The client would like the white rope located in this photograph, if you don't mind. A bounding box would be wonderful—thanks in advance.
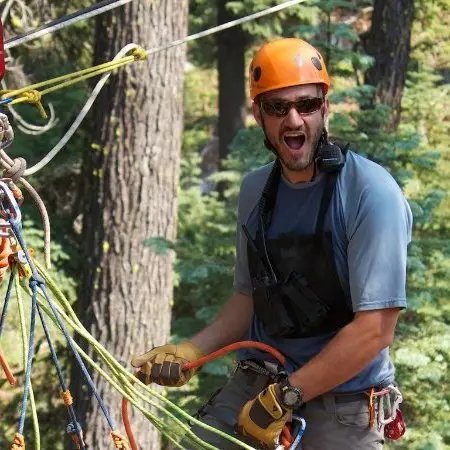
[23,43,139,176]
[147,0,308,55]
[4,0,134,50]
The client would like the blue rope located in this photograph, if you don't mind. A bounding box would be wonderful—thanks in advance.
[9,219,117,431]
[0,97,13,105]
[36,303,86,450]
[0,270,15,337]
[18,276,38,434]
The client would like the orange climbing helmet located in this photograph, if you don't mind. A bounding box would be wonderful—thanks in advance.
[249,38,330,100]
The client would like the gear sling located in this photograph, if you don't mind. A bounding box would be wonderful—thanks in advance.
[244,145,354,339]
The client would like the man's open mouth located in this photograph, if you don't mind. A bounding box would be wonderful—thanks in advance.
[283,132,306,150]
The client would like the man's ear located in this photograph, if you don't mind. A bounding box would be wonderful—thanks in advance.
[323,97,330,119]
[252,101,263,126]
[321,96,330,128]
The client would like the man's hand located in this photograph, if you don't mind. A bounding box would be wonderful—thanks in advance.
[131,340,205,387]
[238,383,292,449]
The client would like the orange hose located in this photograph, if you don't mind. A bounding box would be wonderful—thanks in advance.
[0,346,16,386]
[121,395,138,450]
[182,341,286,370]
[123,340,290,450]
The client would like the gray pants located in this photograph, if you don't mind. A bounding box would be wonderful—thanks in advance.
[181,363,385,450]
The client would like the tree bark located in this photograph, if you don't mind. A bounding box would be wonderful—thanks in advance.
[71,1,188,448]
[217,0,247,164]
[364,0,414,130]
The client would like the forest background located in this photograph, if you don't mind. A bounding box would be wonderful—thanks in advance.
[0,0,449,449]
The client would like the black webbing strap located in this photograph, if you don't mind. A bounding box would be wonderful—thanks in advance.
[315,172,338,235]
[258,159,282,231]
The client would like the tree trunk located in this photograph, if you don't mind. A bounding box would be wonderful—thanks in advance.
[217,0,247,164]
[71,1,188,448]
[364,0,414,130]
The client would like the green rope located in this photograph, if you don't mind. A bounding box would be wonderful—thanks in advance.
[24,260,257,450]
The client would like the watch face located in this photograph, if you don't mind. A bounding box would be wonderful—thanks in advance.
[283,389,301,407]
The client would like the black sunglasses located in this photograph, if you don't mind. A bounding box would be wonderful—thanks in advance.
[260,97,324,117]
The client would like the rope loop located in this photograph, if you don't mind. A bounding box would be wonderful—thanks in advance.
[111,430,130,449]
[130,47,147,61]
[67,421,84,449]
[29,273,45,289]
[2,158,27,183]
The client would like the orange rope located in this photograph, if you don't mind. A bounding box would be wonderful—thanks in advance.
[182,340,286,370]
[123,340,290,450]
[0,233,12,282]
[61,389,73,406]
[111,430,130,449]
[0,345,15,386]
[10,433,25,449]
[121,396,138,450]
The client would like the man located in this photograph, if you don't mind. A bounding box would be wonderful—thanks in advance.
[131,38,412,450]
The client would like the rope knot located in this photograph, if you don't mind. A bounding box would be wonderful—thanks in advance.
[67,421,84,449]
[3,157,27,183]
[61,389,73,406]
[111,430,130,449]
[10,433,25,449]
[20,90,48,119]
[131,47,147,61]
[29,273,44,289]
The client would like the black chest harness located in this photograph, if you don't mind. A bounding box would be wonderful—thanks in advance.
[244,142,354,339]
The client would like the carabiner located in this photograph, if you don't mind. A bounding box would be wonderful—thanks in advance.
[0,181,21,227]
[378,384,403,426]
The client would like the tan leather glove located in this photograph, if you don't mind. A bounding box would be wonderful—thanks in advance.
[130,340,205,387]
[238,383,292,449]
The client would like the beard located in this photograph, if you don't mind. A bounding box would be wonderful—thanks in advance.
[277,124,324,172]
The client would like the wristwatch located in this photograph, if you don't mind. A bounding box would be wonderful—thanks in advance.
[277,377,304,409]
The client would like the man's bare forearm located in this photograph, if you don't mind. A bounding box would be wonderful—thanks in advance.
[289,309,400,402]
[192,292,253,353]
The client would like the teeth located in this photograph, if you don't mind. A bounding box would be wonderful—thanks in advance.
[284,132,304,137]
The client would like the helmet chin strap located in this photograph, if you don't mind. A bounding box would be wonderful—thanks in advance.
[260,114,278,156]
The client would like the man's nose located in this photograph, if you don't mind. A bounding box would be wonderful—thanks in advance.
[284,105,305,128]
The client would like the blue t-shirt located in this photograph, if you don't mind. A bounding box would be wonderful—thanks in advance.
[233,151,413,392]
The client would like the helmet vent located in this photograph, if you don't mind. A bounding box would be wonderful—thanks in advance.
[311,57,322,71]
[253,66,262,82]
